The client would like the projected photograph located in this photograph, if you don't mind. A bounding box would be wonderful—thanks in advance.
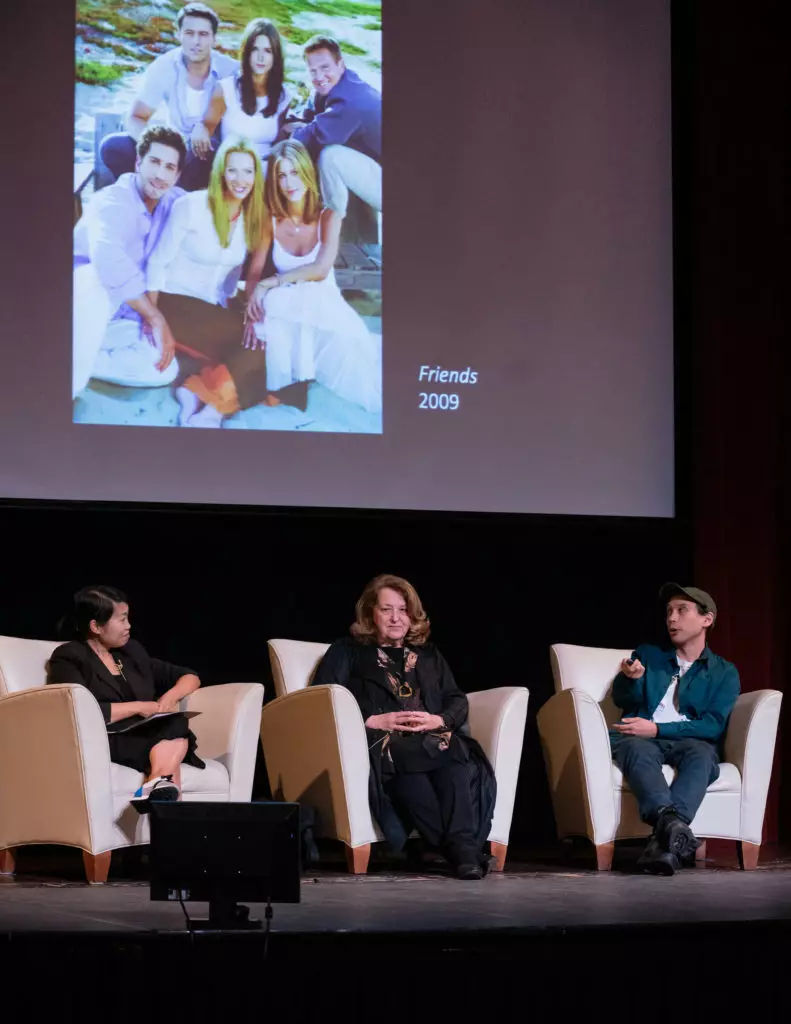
[73,1,382,433]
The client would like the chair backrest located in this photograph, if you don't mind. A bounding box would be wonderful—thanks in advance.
[550,643,633,725]
[0,635,61,696]
[267,639,331,698]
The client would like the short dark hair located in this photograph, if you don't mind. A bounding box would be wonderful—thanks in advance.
[137,125,188,171]
[303,35,343,63]
[177,3,219,34]
[59,585,127,641]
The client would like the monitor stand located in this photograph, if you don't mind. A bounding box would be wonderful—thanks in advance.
[192,900,263,932]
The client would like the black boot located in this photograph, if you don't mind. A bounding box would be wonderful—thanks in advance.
[456,861,484,880]
[637,834,679,876]
[656,807,700,863]
[447,843,485,880]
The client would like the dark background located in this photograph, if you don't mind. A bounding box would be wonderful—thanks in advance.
[0,0,787,847]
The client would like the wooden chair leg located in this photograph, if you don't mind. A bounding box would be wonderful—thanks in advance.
[489,841,507,872]
[595,842,615,871]
[0,848,16,875]
[344,843,371,875]
[737,841,760,871]
[83,850,112,884]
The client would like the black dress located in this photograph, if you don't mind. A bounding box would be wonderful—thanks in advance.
[313,636,496,866]
[47,639,205,773]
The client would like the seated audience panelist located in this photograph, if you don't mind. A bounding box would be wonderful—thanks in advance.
[611,583,740,875]
[48,586,204,808]
[313,574,496,880]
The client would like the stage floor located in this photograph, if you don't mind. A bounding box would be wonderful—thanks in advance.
[3,848,791,1022]
[2,845,791,935]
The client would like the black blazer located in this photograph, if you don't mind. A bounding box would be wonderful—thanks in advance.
[47,639,196,724]
[312,636,469,729]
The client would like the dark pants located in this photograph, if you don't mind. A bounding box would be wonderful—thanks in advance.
[157,293,268,410]
[611,735,720,825]
[385,758,480,865]
[100,133,215,191]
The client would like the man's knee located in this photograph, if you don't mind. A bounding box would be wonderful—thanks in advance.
[613,736,662,765]
[318,145,345,173]
[670,738,718,764]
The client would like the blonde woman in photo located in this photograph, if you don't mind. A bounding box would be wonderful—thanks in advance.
[144,137,271,426]
[245,139,381,415]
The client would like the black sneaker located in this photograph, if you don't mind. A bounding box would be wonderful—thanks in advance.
[131,776,179,815]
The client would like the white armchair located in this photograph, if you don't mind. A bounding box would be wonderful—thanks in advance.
[261,639,529,873]
[537,643,782,870]
[0,635,264,883]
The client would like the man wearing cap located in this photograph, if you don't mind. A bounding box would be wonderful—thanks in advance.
[610,584,740,875]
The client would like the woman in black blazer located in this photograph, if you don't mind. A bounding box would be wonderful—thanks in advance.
[48,585,203,806]
[313,574,496,879]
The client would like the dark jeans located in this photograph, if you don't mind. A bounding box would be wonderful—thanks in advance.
[611,735,720,825]
[385,757,479,865]
[99,133,215,191]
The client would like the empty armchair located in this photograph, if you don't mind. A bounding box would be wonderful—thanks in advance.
[261,638,529,873]
[0,635,263,883]
[537,643,782,870]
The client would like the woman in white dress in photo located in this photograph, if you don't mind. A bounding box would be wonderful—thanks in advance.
[195,18,290,166]
[245,139,382,415]
[144,137,271,427]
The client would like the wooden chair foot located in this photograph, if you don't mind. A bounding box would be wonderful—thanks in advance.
[344,843,371,875]
[489,841,507,872]
[83,850,112,884]
[0,848,16,875]
[737,841,760,871]
[595,842,615,871]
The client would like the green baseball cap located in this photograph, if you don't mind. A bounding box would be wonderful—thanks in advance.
[659,582,717,620]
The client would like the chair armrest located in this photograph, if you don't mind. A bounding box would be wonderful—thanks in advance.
[0,685,117,854]
[260,685,377,847]
[466,687,529,845]
[724,689,783,844]
[183,683,264,801]
[537,688,618,845]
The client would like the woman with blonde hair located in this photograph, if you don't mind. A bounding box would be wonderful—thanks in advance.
[244,138,381,414]
[144,136,272,427]
[312,575,496,879]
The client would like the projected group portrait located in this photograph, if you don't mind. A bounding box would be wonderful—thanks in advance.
[73,1,382,433]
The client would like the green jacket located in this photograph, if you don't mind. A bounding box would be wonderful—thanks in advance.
[612,644,740,743]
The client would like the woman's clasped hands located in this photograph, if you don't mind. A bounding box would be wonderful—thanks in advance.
[366,711,446,733]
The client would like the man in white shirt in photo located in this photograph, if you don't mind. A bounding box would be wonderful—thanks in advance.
[610,584,740,875]
[73,126,187,398]
[100,3,236,191]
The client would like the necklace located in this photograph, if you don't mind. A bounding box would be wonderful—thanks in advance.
[289,216,303,233]
[381,645,413,699]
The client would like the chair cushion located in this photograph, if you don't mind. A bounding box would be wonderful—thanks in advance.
[111,758,230,802]
[612,761,741,794]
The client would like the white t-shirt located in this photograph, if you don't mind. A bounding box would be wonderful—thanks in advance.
[220,76,290,161]
[146,191,248,306]
[185,85,205,119]
[652,657,694,724]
